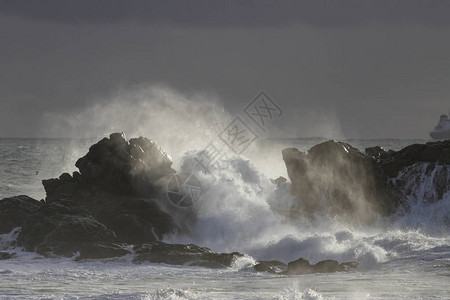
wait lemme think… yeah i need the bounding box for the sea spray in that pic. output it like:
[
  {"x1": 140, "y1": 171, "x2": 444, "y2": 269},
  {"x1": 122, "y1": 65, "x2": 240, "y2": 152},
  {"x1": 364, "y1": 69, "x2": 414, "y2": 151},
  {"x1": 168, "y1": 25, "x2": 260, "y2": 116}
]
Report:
[{"x1": 165, "y1": 149, "x2": 449, "y2": 271}]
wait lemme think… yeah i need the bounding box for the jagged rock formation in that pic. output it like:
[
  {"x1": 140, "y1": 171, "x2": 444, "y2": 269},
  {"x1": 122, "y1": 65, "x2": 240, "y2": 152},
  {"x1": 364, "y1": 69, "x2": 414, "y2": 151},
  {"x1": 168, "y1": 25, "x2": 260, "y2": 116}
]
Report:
[
  {"x1": 375, "y1": 140, "x2": 450, "y2": 177},
  {"x1": 0, "y1": 195, "x2": 42, "y2": 234},
  {"x1": 1, "y1": 134, "x2": 447, "y2": 272},
  {"x1": 282, "y1": 141, "x2": 400, "y2": 223},
  {"x1": 17, "y1": 202, "x2": 129, "y2": 259},
  {"x1": 40, "y1": 133, "x2": 191, "y2": 247},
  {"x1": 0, "y1": 133, "x2": 196, "y2": 259},
  {"x1": 282, "y1": 140, "x2": 450, "y2": 223}
]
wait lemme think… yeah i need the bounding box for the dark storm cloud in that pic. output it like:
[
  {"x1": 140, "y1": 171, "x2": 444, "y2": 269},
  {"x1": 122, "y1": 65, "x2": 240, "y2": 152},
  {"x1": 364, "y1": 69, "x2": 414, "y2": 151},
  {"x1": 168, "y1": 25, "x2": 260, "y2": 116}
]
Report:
[
  {"x1": 2, "y1": 0, "x2": 450, "y2": 27},
  {"x1": 1, "y1": 1, "x2": 450, "y2": 139}
]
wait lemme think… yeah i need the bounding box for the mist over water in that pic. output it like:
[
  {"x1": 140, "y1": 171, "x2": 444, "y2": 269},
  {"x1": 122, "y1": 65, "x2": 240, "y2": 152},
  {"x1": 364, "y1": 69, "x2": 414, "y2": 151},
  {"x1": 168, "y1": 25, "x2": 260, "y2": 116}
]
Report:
[{"x1": 39, "y1": 85, "x2": 230, "y2": 164}]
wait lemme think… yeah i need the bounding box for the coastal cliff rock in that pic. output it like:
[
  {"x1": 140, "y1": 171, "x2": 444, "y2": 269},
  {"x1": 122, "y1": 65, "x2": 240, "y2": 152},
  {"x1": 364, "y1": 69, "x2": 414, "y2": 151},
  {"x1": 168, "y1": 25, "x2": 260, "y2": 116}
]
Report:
[
  {"x1": 0, "y1": 195, "x2": 42, "y2": 234},
  {"x1": 1, "y1": 134, "x2": 448, "y2": 270},
  {"x1": 282, "y1": 141, "x2": 400, "y2": 223},
  {"x1": 0, "y1": 133, "x2": 194, "y2": 259},
  {"x1": 282, "y1": 140, "x2": 450, "y2": 223},
  {"x1": 40, "y1": 133, "x2": 191, "y2": 246},
  {"x1": 378, "y1": 140, "x2": 450, "y2": 177},
  {"x1": 17, "y1": 202, "x2": 129, "y2": 259}
]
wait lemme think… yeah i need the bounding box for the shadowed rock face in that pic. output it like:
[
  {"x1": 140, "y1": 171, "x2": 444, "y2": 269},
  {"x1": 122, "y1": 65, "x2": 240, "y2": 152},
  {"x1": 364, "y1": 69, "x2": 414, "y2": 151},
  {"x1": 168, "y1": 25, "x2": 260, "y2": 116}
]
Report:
[
  {"x1": 253, "y1": 258, "x2": 357, "y2": 275},
  {"x1": 39, "y1": 133, "x2": 189, "y2": 247},
  {"x1": 379, "y1": 140, "x2": 450, "y2": 177},
  {"x1": 1, "y1": 134, "x2": 447, "y2": 269},
  {"x1": 282, "y1": 140, "x2": 450, "y2": 223},
  {"x1": 0, "y1": 133, "x2": 195, "y2": 258},
  {"x1": 282, "y1": 141, "x2": 399, "y2": 223},
  {"x1": 0, "y1": 195, "x2": 42, "y2": 234},
  {"x1": 282, "y1": 258, "x2": 352, "y2": 275},
  {"x1": 17, "y1": 203, "x2": 129, "y2": 259},
  {"x1": 133, "y1": 243, "x2": 244, "y2": 269},
  {"x1": 74, "y1": 133, "x2": 175, "y2": 197}
]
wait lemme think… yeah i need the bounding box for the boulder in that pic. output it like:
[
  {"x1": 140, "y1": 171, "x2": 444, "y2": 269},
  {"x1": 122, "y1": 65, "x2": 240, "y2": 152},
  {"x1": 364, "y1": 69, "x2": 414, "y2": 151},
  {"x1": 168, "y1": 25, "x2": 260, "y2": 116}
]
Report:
[
  {"x1": 17, "y1": 203, "x2": 129, "y2": 259},
  {"x1": 132, "y1": 242, "x2": 244, "y2": 268},
  {"x1": 74, "y1": 133, "x2": 175, "y2": 197},
  {"x1": 283, "y1": 258, "x2": 315, "y2": 275},
  {"x1": 41, "y1": 133, "x2": 192, "y2": 246},
  {"x1": 282, "y1": 140, "x2": 400, "y2": 223},
  {"x1": 0, "y1": 195, "x2": 42, "y2": 234},
  {"x1": 282, "y1": 258, "x2": 356, "y2": 275}
]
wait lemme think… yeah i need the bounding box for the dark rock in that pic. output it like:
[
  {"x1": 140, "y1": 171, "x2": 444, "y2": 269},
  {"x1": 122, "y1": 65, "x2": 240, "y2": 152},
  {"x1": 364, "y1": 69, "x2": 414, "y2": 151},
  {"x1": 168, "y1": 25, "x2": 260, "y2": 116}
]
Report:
[
  {"x1": 17, "y1": 203, "x2": 129, "y2": 259},
  {"x1": 0, "y1": 252, "x2": 16, "y2": 260},
  {"x1": 313, "y1": 259, "x2": 345, "y2": 273},
  {"x1": 254, "y1": 260, "x2": 287, "y2": 274},
  {"x1": 365, "y1": 146, "x2": 391, "y2": 160},
  {"x1": 282, "y1": 141, "x2": 400, "y2": 223},
  {"x1": 132, "y1": 242, "x2": 244, "y2": 268},
  {"x1": 282, "y1": 139, "x2": 450, "y2": 222},
  {"x1": 439, "y1": 148, "x2": 450, "y2": 164},
  {"x1": 93, "y1": 197, "x2": 177, "y2": 244},
  {"x1": 73, "y1": 134, "x2": 175, "y2": 197},
  {"x1": 0, "y1": 195, "x2": 42, "y2": 234},
  {"x1": 282, "y1": 258, "x2": 356, "y2": 275},
  {"x1": 41, "y1": 133, "x2": 191, "y2": 246},
  {"x1": 393, "y1": 163, "x2": 449, "y2": 203},
  {"x1": 381, "y1": 140, "x2": 450, "y2": 177},
  {"x1": 283, "y1": 258, "x2": 315, "y2": 275}
]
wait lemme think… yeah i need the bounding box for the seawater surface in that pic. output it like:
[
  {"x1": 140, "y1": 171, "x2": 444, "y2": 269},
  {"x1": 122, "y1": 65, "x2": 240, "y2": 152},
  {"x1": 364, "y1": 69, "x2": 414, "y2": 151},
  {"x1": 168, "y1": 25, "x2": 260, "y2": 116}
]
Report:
[{"x1": 0, "y1": 137, "x2": 449, "y2": 299}]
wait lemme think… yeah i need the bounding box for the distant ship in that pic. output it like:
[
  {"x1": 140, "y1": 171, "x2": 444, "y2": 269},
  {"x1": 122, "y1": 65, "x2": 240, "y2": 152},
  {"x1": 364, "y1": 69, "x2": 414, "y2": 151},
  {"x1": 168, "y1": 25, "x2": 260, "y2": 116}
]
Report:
[{"x1": 430, "y1": 113, "x2": 450, "y2": 139}]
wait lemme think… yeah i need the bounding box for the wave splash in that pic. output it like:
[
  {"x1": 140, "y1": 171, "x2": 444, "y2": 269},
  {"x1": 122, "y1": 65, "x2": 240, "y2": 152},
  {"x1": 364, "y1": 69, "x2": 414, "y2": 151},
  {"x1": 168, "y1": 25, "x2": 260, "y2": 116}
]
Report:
[{"x1": 166, "y1": 151, "x2": 450, "y2": 270}]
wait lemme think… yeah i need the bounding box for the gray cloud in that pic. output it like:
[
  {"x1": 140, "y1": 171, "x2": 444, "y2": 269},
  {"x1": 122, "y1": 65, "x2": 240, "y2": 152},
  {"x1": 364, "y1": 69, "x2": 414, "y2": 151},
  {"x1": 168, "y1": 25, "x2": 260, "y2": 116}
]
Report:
[
  {"x1": 1, "y1": 1, "x2": 450, "y2": 139},
  {"x1": 2, "y1": 0, "x2": 450, "y2": 27}
]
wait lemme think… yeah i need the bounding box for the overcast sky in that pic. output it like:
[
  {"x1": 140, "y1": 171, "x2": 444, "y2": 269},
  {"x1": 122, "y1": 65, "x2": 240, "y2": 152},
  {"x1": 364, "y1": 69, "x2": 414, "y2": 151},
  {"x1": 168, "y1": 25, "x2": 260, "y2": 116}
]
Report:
[{"x1": 1, "y1": 0, "x2": 450, "y2": 139}]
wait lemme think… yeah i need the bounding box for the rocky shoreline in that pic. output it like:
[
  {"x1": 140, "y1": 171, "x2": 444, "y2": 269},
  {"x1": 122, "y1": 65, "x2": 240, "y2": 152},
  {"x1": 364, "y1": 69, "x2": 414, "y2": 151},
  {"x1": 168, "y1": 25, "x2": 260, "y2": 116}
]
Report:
[{"x1": 1, "y1": 133, "x2": 448, "y2": 275}]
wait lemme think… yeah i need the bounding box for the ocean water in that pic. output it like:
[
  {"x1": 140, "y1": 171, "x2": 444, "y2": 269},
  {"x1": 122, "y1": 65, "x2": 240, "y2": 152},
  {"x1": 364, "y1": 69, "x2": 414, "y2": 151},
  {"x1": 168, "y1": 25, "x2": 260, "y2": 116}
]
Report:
[{"x1": 0, "y1": 137, "x2": 449, "y2": 300}]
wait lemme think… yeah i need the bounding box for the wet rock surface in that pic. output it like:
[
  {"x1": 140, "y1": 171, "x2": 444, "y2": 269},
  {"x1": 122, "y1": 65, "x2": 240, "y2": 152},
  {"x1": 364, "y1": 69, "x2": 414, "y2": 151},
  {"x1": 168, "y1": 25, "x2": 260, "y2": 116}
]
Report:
[
  {"x1": 133, "y1": 242, "x2": 244, "y2": 268},
  {"x1": 17, "y1": 202, "x2": 129, "y2": 259},
  {"x1": 252, "y1": 257, "x2": 358, "y2": 275},
  {"x1": 282, "y1": 139, "x2": 450, "y2": 223},
  {"x1": 0, "y1": 134, "x2": 448, "y2": 271},
  {"x1": 378, "y1": 140, "x2": 450, "y2": 177},
  {"x1": 0, "y1": 195, "x2": 42, "y2": 234},
  {"x1": 0, "y1": 133, "x2": 192, "y2": 259},
  {"x1": 39, "y1": 133, "x2": 190, "y2": 246},
  {"x1": 281, "y1": 258, "x2": 357, "y2": 275}
]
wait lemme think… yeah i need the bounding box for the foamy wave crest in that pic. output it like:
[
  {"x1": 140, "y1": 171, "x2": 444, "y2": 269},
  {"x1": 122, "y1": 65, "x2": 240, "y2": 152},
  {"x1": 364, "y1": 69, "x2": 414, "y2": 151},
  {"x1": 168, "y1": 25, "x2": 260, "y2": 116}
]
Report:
[
  {"x1": 390, "y1": 162, "x2": 450, "y2": 235},
  {"x1": 144, "y1": 288, "x2": 198, "y2": 300},
  {"x1": 0, "y1": 227, "x2": 21, "y2": 250},
  {"x1": 278, "y1": 286, "x2": 324, "y2": 300},
  {"x1": 164, "y1": 151, "x2": 449, "y2": 269}
]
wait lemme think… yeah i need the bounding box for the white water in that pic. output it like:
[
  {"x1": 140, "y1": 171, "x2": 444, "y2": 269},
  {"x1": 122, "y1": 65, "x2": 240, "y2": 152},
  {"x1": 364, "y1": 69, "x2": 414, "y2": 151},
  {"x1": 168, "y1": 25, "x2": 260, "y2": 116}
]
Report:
[{"x1": 0, "y1": 138, "x2": 449, "y2": 299}]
